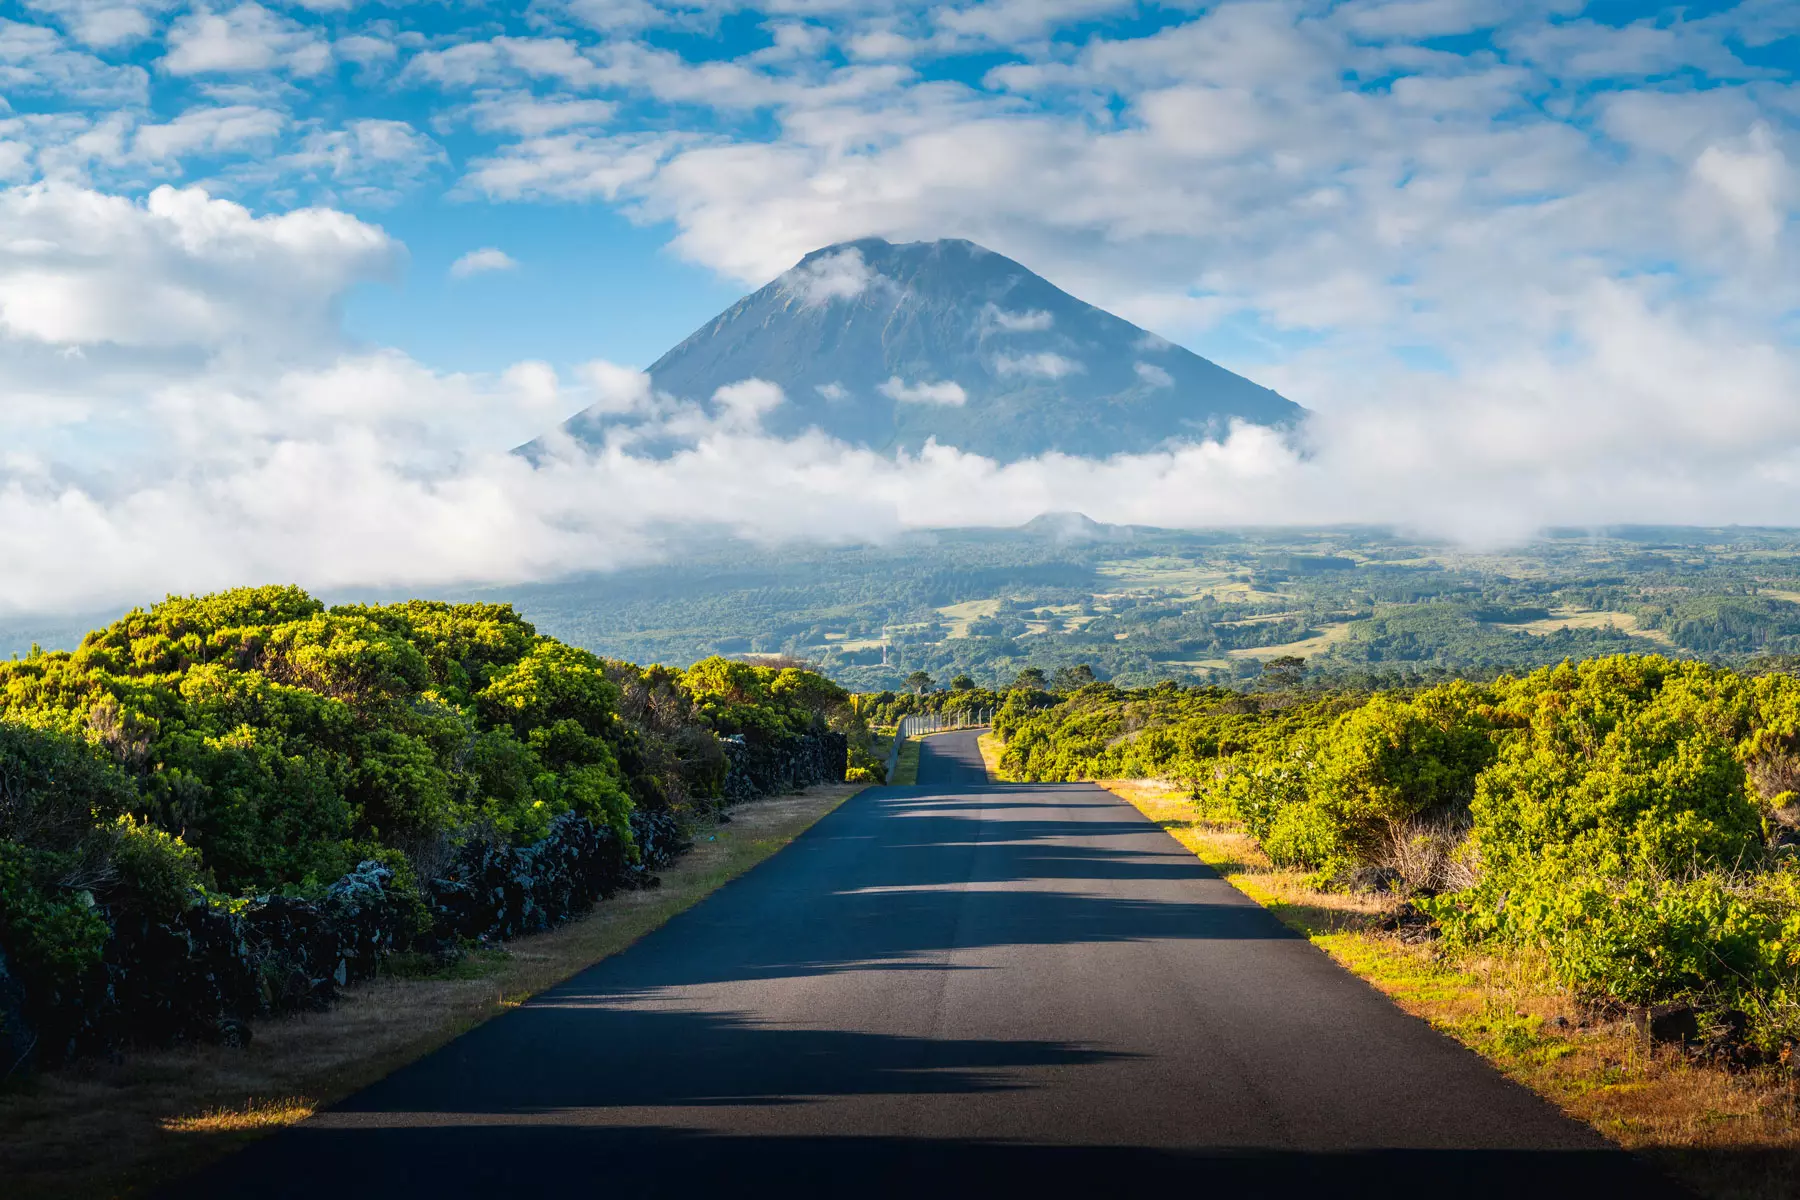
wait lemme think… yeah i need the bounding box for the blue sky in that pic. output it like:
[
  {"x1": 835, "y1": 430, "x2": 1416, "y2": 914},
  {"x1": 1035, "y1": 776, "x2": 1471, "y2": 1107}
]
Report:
[{"x1": 0, "y1": 1, "x2": 1797, "y2": 609}]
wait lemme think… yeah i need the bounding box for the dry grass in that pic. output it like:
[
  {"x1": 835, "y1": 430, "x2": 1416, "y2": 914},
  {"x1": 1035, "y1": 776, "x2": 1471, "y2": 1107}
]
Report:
[
  {"x1": 1102, "y1": 778, "x2": 1800, "y2": 1200},
  {"x1": 977, "y1": 732, "x2": 1006, "y2": 778},
  {"x1": 0, "y1": 782, "x2": 865, "y2": 1200}
]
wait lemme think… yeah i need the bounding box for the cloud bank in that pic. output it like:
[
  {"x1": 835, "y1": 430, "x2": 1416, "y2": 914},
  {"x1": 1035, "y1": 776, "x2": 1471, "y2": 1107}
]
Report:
[{"x1": 0, "y1": 3, "x2": 1796, "y2": 615}]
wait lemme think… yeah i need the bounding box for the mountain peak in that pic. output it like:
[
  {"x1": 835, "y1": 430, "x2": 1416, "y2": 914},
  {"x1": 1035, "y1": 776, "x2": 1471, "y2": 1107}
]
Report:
[{"x1": 549, "y1": 238, "x2": 1304, "y2": 462}]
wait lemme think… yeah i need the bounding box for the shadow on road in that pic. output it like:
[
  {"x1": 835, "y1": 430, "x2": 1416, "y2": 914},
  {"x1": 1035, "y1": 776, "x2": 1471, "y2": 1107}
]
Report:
[
  {"x1": 185, "y1": 1125, "x2": 1692, "y2": 1199},
  {"x1": 329, "y1": 1006, "x2": 1127, "y2": 1115}
]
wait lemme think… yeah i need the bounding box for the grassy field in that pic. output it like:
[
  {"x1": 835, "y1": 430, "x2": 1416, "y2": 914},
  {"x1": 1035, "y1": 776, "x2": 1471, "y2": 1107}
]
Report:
[
  {"x1": 1494, "y1": 607, "x2": 1677, "y2": 647},
  {"x1": 1225, "y1": 621, "x2": 1357, "y2": 661},
  {"x1": 935, "y1": 598, "x2": 1002, "y2": 637},
  {"x1": 1099, "y1": 778, "x2": 1800, "y2": 1200},
  {"x1": 0, "y1": 782, "x2": 866, "y2": 1200}
]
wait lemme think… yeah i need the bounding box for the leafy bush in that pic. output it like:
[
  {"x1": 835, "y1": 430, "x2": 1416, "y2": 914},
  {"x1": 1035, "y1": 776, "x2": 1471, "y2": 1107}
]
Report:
[
  {"x1": 996, "y1": 654, "x2": 1800, "y2": 1045},
  {"x1": 0, "y1": 588, "x2": 857, "y2": 1067}
]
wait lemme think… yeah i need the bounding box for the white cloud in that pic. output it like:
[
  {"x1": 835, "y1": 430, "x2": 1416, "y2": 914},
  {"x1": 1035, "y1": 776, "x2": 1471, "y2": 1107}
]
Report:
[
  {"x1": 130, "y1": 104, "x2": 287, "y2": 164},
  {"x1": 816, "y1": 381, "x2": 848, "y2": 401},
  {"x1": 262, "y1": 119, "x2": 446, "y2": 202},
  {"x1": 450, "y1": 247, "x2": 518, "y2": 278},
  {"x1": 994, "y1": 351, "x2": 1082, "y2": 379},
  {"x1": 713, "y1": 378, "x2": 785, "y2": 425},
  {"x1": 22, "y1": 0, "x2": 177, "y2": 48},
  {"x1": 460, "y1": 131, "x2": 683, "y2": 202},
  {"x1": 1134, "y1": 361, "x2": 1173, "y2": 388},
  {"x1": 1690, "y1": 123, "x2": 1792, "y2": 250},
  {"x1": 0, "y1": 17, "x2": 148, "y2": 102},
  {"x1": 985, "y1": 305, "x2": 1052, "y2": 332},
  {"x1": 781, "y1": 247, "x2": 876, "y2": 306},
  {"x1": 6, "y1": 5, "x2": 1800, "y2": 616},
  {"x1": 467, "y1": 95, "x2": 617, "y2": 137},
  {"x1": 0, "y1": 182, "x2": 394, "y2": 354},
  {"x1": 161, "y1": 3, "x2": 330, "y2": 77},
  {"x1": 880, "y1": 376, "x2": 967, "y2": 405}
]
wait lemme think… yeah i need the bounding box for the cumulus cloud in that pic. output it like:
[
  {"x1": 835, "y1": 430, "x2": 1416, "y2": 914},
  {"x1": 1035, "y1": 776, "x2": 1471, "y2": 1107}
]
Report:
[
  {"x1": 985, "y1": 305, "x2": 1052, "y2": 332},
  {"x1": 1134, "y1": 361, "x2": 1172, "y2": 388},
  {"x1": 5, "y1": 3, "x2": 1800, "y2": 618},
  {"x1": 450, "y1": 247, "x2": 518, "y2": 277},
  {"x1": 0, "y1": 182, "x2": 393, "y2": 353},
  {"x1": 0, "y1": 17, "x2": 148, "y2": 102},
  {"x1": 994, "y1": 351, "x2": 1082, "y2": 379},
  {"x1": 879, "y1": 376, "x2": 967, "y2": 405},
  {"x1": 781, "y1": 247, "x2": 877, "y2": 306},
  {"x1": 22, "y1": 0, "x2": 176, "y2": 48},
  {"x1": 160, "y1": 3, "x2": 329, "y2": 77}
]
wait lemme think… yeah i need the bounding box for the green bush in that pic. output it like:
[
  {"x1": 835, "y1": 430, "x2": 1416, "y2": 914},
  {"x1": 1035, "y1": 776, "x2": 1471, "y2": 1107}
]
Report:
[{"x1": 995, "y1": 654, "x2": 1800, "y2": 1043}]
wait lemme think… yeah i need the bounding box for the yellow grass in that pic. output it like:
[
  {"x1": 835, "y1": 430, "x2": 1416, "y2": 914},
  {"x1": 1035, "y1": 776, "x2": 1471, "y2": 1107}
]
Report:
[
  {"x1": 0, "y1": 782, "x2": 866, "y2": 1200},
  {"x1": 1100, "y1": 778, "x2": 1800, "y2": 1200},
  {"x1": 935, "y1": 598, "x2": 1002, "y2": 637},
  {"x1": 977, "y1": 731, "x2": 1006, "y2": 777},
  {"x1": 1493, "y1": 606, "x2": 1676, "y2": 647},
  {"x1": 1226, "y1": 622, "x2": 1357, "y2": 661}
]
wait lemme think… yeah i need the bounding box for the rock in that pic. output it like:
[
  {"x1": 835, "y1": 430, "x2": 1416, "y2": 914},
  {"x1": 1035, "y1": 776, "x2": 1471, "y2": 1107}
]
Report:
[
  {"x1": 1699, "y1": 1009, "x2": 1753, "y2": 1065},
  {"x1": 213, "y1": 1018, "x2": 253, "y2": 1048},
  {"x1": 1335, "y1": 865, "x2": 1401, "y2": 894},
  {"x1": 1377, "y1": 901, "x2": 1439, "y2": 942},
  {"x1": 0, "y1": 948, "x2": 36, "y2": 1079},
  {"x1": 1634, "y1": 1003, "x2": 1700, "y2": 1046}
]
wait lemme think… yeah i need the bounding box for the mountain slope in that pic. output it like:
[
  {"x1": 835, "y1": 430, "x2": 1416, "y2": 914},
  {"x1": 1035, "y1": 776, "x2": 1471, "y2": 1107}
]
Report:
[{"x1": 554, "y1": 237, "x2": 1303, "y2": 462}]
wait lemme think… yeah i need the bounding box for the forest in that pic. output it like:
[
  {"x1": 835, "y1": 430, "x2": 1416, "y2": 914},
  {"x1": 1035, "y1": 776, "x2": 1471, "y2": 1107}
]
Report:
[
  {"x1": 141, "y1": 522, "x2": 1797, "y2": 695},
  {"x1": 993, "y1": 656, "x2": 1800, "y2": 1055},
  {"x1": 0, "y1": 587, "x2": 866, "y2": 1071},
  {"x1": 12, "y1": 525, "x2": 1800, "y2": 695}
]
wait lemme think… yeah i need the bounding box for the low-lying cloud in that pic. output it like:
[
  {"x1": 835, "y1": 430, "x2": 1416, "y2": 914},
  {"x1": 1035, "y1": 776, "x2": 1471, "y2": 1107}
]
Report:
[
  {"x1": 879, "y1": 375, "x2": 968, "y2": 405},
  {"x1": 8, "y1": 268, "x2": 1800, "y2": 617}
]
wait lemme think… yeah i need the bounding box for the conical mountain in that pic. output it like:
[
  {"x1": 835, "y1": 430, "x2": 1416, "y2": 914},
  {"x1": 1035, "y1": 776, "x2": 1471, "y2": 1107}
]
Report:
[{"x1": 552, "y1": 237, "x2": 1303, "y2": 462}]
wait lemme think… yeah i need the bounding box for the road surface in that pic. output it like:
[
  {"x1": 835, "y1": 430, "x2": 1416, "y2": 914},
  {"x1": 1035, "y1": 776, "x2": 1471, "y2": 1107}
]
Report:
[{"x1": 185, "y1": 730, "x2": 1684, "y2": 1198}]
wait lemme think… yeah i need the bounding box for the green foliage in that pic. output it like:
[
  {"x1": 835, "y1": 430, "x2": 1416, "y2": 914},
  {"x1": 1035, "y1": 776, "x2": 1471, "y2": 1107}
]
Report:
[
  {"x1": 0, "y1": 590, "x2": 848, "y2": 903},
  {"x1": 1002, "y1": 652, "x2": 1800, "y2": 1044}
]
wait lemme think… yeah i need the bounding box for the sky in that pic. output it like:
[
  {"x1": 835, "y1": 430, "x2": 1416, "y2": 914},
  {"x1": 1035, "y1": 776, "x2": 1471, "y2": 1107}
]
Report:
[{"x1": 1, "y1": 0, "x2": 1797, "y2": 614}]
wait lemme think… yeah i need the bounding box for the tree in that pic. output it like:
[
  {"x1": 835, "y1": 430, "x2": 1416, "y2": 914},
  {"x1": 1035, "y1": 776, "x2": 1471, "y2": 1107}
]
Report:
[
  {"x1": 1051, "y1": 664, "x2": 1096, "y2": 692},
  {"x1": 1261, "y1": 655, "x2": 1306, "y2": 690},
  {"x1": 1013, "y1": 667, "x2": 1048, "y2": 690},
  {"x1": 905, "y1": 670, "x2": 934, "y2": 694},
  {"x1": 950, "y1": 674, "x2": 975, "y2": 691}
]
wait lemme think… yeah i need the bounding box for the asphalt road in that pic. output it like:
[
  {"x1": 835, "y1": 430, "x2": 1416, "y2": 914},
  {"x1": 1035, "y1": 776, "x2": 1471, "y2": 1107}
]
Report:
[{"x1": 184, "y1": 730, "x2": 1686, "y2": 1199}]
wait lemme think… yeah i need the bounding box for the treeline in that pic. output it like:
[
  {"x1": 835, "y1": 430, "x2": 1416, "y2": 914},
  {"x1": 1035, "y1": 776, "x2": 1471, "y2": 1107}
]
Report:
[
  {"x1": 0, "y1": 588, "x2": 857, "y2": 1070},
  {"x1": 996, "y1": 656, "x2": 1800, "y2": 1054}
]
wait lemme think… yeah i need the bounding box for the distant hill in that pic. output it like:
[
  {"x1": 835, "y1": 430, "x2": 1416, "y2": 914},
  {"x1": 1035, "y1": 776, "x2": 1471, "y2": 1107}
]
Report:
[{"x1": 541, "y1": 237, "x2": 1304, "y2": 462}]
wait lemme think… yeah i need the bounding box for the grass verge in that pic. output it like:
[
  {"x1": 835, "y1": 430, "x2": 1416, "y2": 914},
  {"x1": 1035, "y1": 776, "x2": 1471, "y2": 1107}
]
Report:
[
  {"x1": 890, "y1": 737, "x2": 921, "y2": 785},
  {"x1": 1099, "y1": 778, "x2": 1800, "y2": 1200},
  {"x1": 0, "y1": 782, "x2": 866, "y2": 1200},
  {"x1": 977, "y1": 732, "x2": 1005, "y2": 778}
]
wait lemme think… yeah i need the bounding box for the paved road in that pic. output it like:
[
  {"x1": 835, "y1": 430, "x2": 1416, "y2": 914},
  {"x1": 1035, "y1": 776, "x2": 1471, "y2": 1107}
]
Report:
[{"x1": 186, "y1": 731, "x2": 1684, "y2": 1198}]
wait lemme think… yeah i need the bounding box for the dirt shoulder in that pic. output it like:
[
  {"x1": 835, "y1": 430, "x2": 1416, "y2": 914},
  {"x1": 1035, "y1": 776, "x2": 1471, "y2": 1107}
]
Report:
[
  {"x1": 1101, "y1": 778, "x2": 1800, "y2": 1200},
  {"x1": 0, "y1": 783, "x2": 866, "y2": 1200}
]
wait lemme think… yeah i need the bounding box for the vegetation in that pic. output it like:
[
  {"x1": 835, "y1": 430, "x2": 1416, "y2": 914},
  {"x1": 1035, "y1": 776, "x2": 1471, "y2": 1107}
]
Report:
[
  {"x1": 0, "y1": 587, "x2": 860, "y2": 1064},
  {"x1": 143, "y1": 524, "x2": 1800, "y2": 695},
  {"x1": 994, "y1": 655, "x2": 1800, "y2": 1054}
]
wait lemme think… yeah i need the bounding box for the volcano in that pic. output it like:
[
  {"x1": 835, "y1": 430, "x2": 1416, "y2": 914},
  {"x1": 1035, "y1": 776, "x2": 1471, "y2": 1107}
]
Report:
[{"x1": 543, "y1": 237, "x2": 1303, "y2": 462}]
